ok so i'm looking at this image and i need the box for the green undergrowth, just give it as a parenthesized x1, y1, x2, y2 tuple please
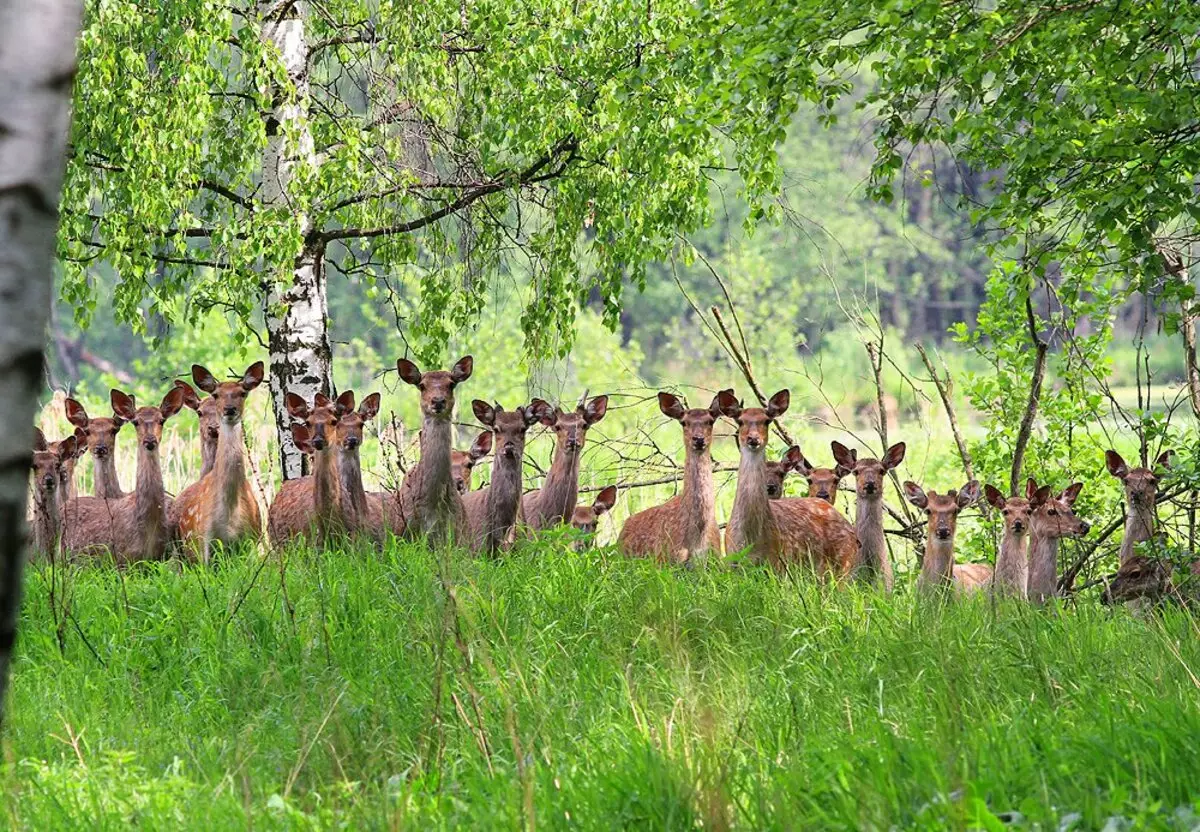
(4, 538, 1200, 830)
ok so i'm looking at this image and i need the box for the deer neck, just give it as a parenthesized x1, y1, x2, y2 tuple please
(729, 447, 774, 557)
(485, 450, 524, 550)
(199, 433, 217, 476)
(62, 458, 78, 502)
(313, 445, 340, 530)
(1119, 500, 1157, 563)
(681, 444, 716, 540)
(134, 443, 168, 550)
(418, 417, 453, 498)
(93, 453, 123, 499)
(214, 419, 247, 522)
(1026, 529, 1059, 602)
(540, 442, 582, 524)
(994, 528, 1029, 594)
(337, 447, 369, 529)
(32, 486, 61, 556)
(920, 537, 956, 588)
(855, 495, 888, 578)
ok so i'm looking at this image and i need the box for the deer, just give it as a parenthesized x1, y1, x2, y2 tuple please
(172, 362, 265, 563)
(832, 440, 905, 589)
(767, 447, 846, 505)
(451, 432, 493, 495)
(326, 392, 385, 540)
(40, 426, 86, 501)
(62, 387, 184, 564)
(1025, 480, 1089, 605)
(520, 394, 609, 531)
(718, 389, 859, 577)
(1105, 449, 1171, 565)
(617, 391, 726, 567)
(903, 480, 991, 592)
(983, 480, 1036, 598)
(30, 430, 77, 560)
(175, 380, 221, 476)
(65, 395, 126, 499)
(393, 355, 473, 545)
(461, 400, 543, 555)
(267, 391, 353, 545)
(571, 486, 618, 551)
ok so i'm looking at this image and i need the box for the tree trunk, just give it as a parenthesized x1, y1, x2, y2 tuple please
(0, 0, 84, 731)
(259, 0, 331, 479)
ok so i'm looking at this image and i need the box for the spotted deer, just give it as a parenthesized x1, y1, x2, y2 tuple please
(719, 390, 858, 577)
(175, 380, 221, 476)
(1106, 450, 1171, 565)
(832, 441, 904, 588)
(904, 480, 990, 592)
(172, 362, 265, 562)
(65, 395, 126, 499)
(764, 447, 802, 500)
(784, 447, 847, 506)
(461, 401, 543, 555)
(268, 391, 352, 545)
(1025, 480, 1089, 605)
(984, 480, 1035, 598)
(30, 430, 77, 560)
(451, 432, 493, 495)
(571, 486, 618, 551)
(617, 391, 726, 567)
(521, 395, 609, 530)
(62, 387, 184, 564)
(393, 356, 473, 544)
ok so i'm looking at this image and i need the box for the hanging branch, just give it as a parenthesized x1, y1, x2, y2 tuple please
(711, 305, 794, 447)
(1010, 296, 1049, 497)
(914, 342, 974, 482)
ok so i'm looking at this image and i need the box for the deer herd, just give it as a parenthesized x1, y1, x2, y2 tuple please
(26, 356, 1181, 605)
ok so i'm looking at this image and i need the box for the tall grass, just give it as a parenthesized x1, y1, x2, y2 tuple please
(4, 539, 1200, 829)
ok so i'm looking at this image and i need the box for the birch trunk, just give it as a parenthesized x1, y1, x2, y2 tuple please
(259, 0, 331, 479)
(0, 0, 84, 730)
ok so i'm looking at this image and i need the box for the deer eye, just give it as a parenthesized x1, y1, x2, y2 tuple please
(1002, 509, 1009, 515)
(925, 509, 931, 516)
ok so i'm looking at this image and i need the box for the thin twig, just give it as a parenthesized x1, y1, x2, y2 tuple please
(914, 342, 974, 481)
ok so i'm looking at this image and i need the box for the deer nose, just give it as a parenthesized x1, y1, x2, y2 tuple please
(455, 479, 466, 493)
(691, 436, 706, 451)
(143, 439, 158, 451)
(746, 436, 761, 450)
(94, 445, 108, 458)
(935, 528, 952, 540)
(345, 436, 360, 449)
(817, 490, 829, 500)
(1079, 520, 1091, 534)
(864, 482, 877, 495)
(43, 474, 56, 490)
(1013, 521, 1026, 534)
(767, 485, 779, 496)
(431, 397, 446, 412)
(311, 436, 326, 451)
(503, 443, 517, 458)
(207, 426, 220, 438)
(224, 406, 237, 418)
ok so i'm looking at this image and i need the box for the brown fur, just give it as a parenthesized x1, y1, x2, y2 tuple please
(172, 362, 265, 563)
(62, 388, 184, 564)
(984, 481, 1035, 598)
(176, 380, 221, 476)
(30, 430, 77, 560)
(521, 395, 609, 530)
(617, 391, 726, 567)
(571, 486, 618, 551)
(462, 401, 542, 555)
(786, 446, 846, 505)
(719, 390, 858, 577)
(1025, 480, 1089, 605)
(451, 432, 493, 495)
(832, 441, 904, 589)
(1106, 449, 1170, 565)
(65, 395, 126, 499)
(268, 391, 353, 545)
(330, 393, 384, 540)
(904, 480, 991, 592)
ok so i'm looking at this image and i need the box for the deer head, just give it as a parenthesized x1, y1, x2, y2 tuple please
(64, 396, 124, 461)
(1106, 449, 1171, 510)
(474, 400, 542, 464)
(904, 480, 980, 542)
(717, 389, 789, 453)
(191, 361, 265, 426)
(532, 394, 608, 456)
(764, 446, 807, 499)
(450, 431, 494, 493)
(175, 380, 221, 443)
(571, 485, 618, 539)
(657, 390, 727, 454)
(984, 479, 1035, 538)
(32, 429, 76, 496)
(1028, 480, 1089, 541)
(284, 390, 350, 453)
(397, 355, 473, 420)
(833, 441, 905, 501)
(111, 387, 185, 453)
(335, 392, 381, 453)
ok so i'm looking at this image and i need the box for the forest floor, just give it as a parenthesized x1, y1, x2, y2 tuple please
(4, 539, 1200, 830)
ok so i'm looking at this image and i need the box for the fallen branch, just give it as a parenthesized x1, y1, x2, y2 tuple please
(915, 342, 974, 482)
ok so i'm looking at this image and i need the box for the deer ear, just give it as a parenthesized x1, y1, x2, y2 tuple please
(451, 355, 473, 384)
(290, 423, 314, 453)
(335, 390, 355, 415)
(593, 485, 618, 515)
(903, 481, 928, 509)
(72, 427, 88, 457)
(1025, 477, 1039, 500)
(530, 399, 556, 427)
(1156, 450, 1173, 470)
(64, 398, 89, 428)
(1105, 450, 1128, 479)
(584, 395, 608, 425)
(883, 442, 907, 470)
(785, 446, 811, 475)
(709, 390, 733, 418)
(470, 431, 493, 461)
(174, 380, 201, 411)
(397, 358, 422, 386)
(59, 435, 78, 460)
(192, 364, 218, 394)
(1031, 485, 1053, 508)
(314, 392, 333, 411)
(766, 389, 790, 419)
(472, 399, 496, 427)
(1061, 482, 1083, 506)
(355, 392, 380, 421)
(111, 389, 137, 422)
(984, 484, 1006, 511)
(657, 392, 686, 421)
(830, 441, 856, 470)
(160, 386, 185, 420)
(285, 393, 309, 420)
(33, 427, 47, 452)
(716, 389, 741, 420)
(241, 361, 265, 391)
(957, 480, 981, 508)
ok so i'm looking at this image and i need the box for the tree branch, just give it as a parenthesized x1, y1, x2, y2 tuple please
(915, 342, 974, 481)
(1010, 297, 1049, 496)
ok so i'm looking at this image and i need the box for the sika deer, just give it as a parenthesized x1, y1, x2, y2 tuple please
(175, 380, 221, 476)
(784, 447, 847, 505)
(30, 430, 77, 560)
(65, 395, 126, 499)
(1106, 450, 1171, 565)
(62, 388, 184, 564)
(1025, 480, 1089, 605)
(393, 356, 473, 545)
(451, 432, 493, 495)
(268, 391, 352, 545)
(42, 426, 86, 501)
(764, 447, 801, 500)
(571, 486, 618, 551)
(521, 395, 609, 530)
(984, 480, 1035, 598)
(617, 391, 726, 567)
(904, 480, 990, 592)
(719, 390, 858, 577)
(330, 393, 386, 539)
(462, 401, 542, 555)
(172, 362, 265, 562)
(832, 441, 905, 590)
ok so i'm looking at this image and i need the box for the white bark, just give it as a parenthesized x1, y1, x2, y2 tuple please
(259, 1, 331, 479)
(0, 0, 84, 729)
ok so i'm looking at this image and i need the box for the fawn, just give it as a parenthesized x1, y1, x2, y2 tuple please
(719, 389, 858, 576)
(1025, 480, 1088, 605)
(451, 431, 493, 495)
(617, 391, 726, 567)
(904, 480, 991, 592)
(175, 380, 221, 476)
(30, 429, 78, 559)
(65, 395, 126, 499)
(394, 355, 473, 544)
(268, 391, 352, 545)
(833, 441, 905, 589)
(462, 400, 543, 555)
(1106, 449, 1171, 565)
(984, 480, 1036, 598)
(62, 387, 185, 564)
(521, 395, 609, 530)
(172, 362, 265, 562)
(571, 486, 618, 551)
